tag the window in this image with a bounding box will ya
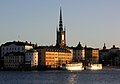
[2,48,4,50]
[18,47,20,50]
[22,47,24,50]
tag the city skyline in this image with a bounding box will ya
[0,0,120,48]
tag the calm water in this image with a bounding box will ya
[0,69,120,84]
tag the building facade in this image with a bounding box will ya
[69,42,85,62]
[38,47,72,68]
[85,46,99,64]
[4,52,24,69]
[1,41,34,69]
[1,41,33,58]
[25,49,38,67]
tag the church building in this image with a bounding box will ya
[56,7,66,48]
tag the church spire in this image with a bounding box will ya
[103,43,106,50]
[59,7,63,31]
[56,7,66,48]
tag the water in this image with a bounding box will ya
[0,69,120,84]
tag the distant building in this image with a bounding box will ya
[33,7,72,69]
[1,41,33,58]
[4,52,24,69]
[1,41,34,69]
[0,45,1,59]
[38,47,72,68]
[25,49,38,67]
[99,43,110,66]
[0,46,3,68]
[69,42,85,62]
[56,7,66,48]
[109,45,120,66]
[85,46,99,64]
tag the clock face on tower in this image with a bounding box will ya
[62,34,64,40]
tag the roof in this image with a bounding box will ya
[68,42,83,50]
[34,46,71,53]
[1,41,34,46]
[26,49,38,52]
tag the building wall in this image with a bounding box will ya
[1,43,33,57]
[25,50,38,67]
[91,49,99,63]
[31,51,38,67]
[39,48,72,68]
[73,49,85,62]
[85,48,99,64]
[25,45,33,51]
[4,55,24,69]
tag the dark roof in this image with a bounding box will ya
[26,49,37,52]
[68,42,83,50]
[76,42,83,50]
[1,41,34,46]
[4,52,25,57]
[111,45,119,49]
[34,46,71,53]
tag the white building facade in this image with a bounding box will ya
[25,49,38,67]
[1,41,33,57]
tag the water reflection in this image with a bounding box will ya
[67,73,77,84]
[0,70,120,84]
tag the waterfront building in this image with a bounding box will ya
[1,41,33,58]
[25,49,38,67]
[38,47,72,68]
[69,42,85,62]
[1,41,34,69]
[0,46,3,68]
[85,46,99,64]
[4,52,24,69]
[0,45,1,59]
[99,43,110,66]
[109,45,120,66]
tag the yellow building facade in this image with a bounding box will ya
[92,49,99,63]
[39,48,72,68]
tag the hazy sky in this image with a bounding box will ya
[0,0,120,48]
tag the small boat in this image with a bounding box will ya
[62,63,84,71]
[87,64,102,70]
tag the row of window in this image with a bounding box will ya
[5,59,23,63]
[26,53,38,55]
[4,65,19,67]
[2,47,24,51]
[46,57,71,59]
[46,61,69,65]
[2,51,24,55]
[46,49,70,52]
[46,53,71,56]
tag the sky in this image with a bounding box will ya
[0,0,120,49]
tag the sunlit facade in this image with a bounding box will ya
[25,49,38,67]
[85,47,99,64]
[39,47,72,68]
[1,41,33,57]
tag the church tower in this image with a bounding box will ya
[56,7,66,48]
